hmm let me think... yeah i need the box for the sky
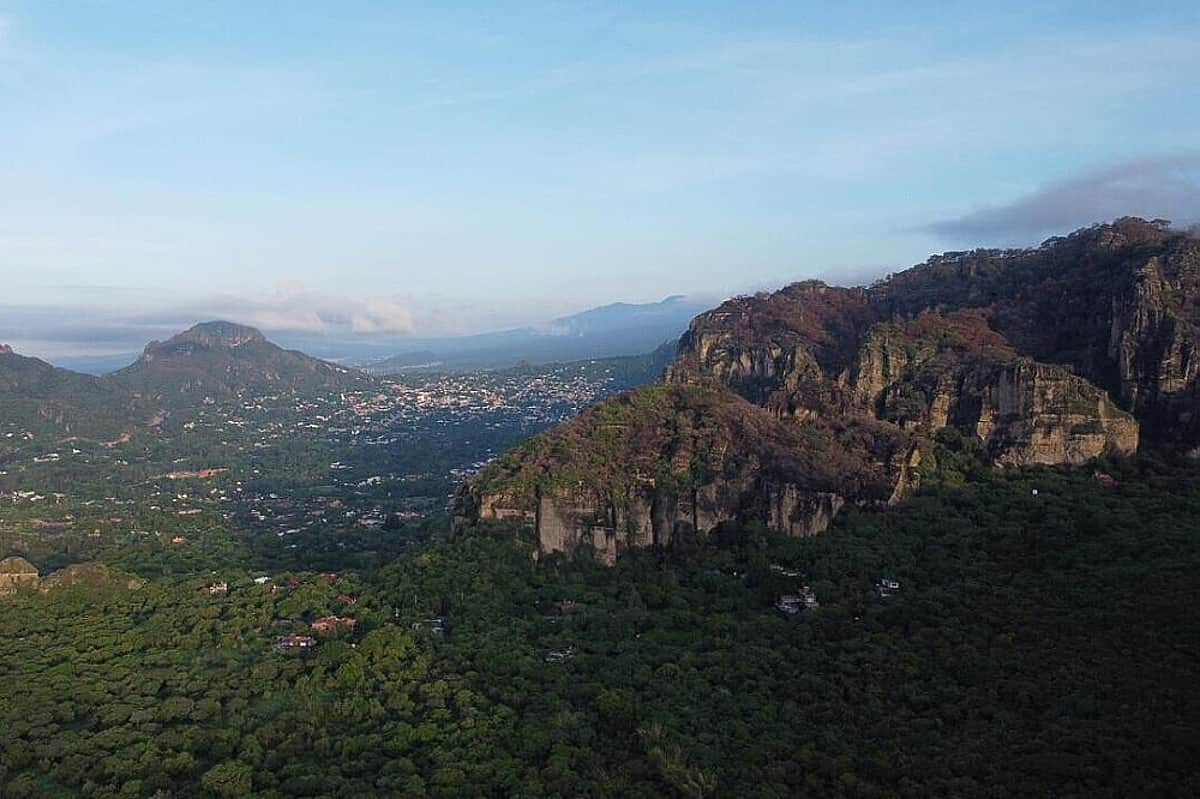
[1,1,1199,358]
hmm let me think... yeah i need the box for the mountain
[542,294,698,336]
[113,320,371,405]
[0,345,134,438]
[455,218,1196,561]
[365,295,708,372]
[452,382,918,563]
[0,321,372,439]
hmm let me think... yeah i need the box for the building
[312,616,357,634]
[274,634,316,651]
[776,585,819,615]
[412,618,446,637]
[877,578,901,597]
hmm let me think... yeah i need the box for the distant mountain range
[351,295,709,373]
[43,295,707,375]
[0,318,682,442]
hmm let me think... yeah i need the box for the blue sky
[1,1,1199,354]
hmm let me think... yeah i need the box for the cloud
[351,297,414,334]
[925,154,1200,243]
[0,283,416,360]
[178,284,416,336]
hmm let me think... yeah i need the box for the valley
[6,3,1199,795]
[0,334,670,575]
[1,220,1198,797]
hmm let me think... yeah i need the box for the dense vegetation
[1,449,1197,797]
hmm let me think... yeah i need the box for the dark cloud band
[925,154,1200,243]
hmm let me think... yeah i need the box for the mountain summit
[455,218,1197,562]
[0,322,371,437]
[145,321,267,355]
[118,320,367,403]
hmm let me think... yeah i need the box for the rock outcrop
[848,314,1138,464]
[0,557,145,597]
[38,562,146,593]
[453,383,918,563]
[873,217,1200,445]
[0,556,39,595]
[457,219,1197,561]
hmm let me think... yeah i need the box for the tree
[201,760,253,798]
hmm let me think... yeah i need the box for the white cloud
[351,296,414,334]
[186,283,416,335]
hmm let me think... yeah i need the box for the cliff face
[671,294,1139,467]
[458,219,1194,561]
[1108,251,1200,443]
[872,218,1200,445]
[849,314,1138,464]
[452,384,916,563]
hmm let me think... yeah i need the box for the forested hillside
[2,449,1197,797]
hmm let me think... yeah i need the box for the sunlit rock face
[458,219,1199,562]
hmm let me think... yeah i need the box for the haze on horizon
[1,1,1199,360]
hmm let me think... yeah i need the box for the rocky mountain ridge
[0,321,371,438]
[455,218,1195,561]
[116,320,369,404]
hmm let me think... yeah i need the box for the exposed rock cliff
[0,556,39,595]
[0,557,145,597]
[850,313,1138,464]
[458,219,1194,561]
[872,217,1200,444]
[453,383,916,563]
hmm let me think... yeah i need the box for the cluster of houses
[776,586,820,615]
[2,490,59,504]
[771,564,819,616]
[197,574,361,650]
[772,570,905,614]
[542,599,580,622]
[545,645,575,664]
[272,617,358,651]
[273,634,316,651]
[311,615,357,634]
